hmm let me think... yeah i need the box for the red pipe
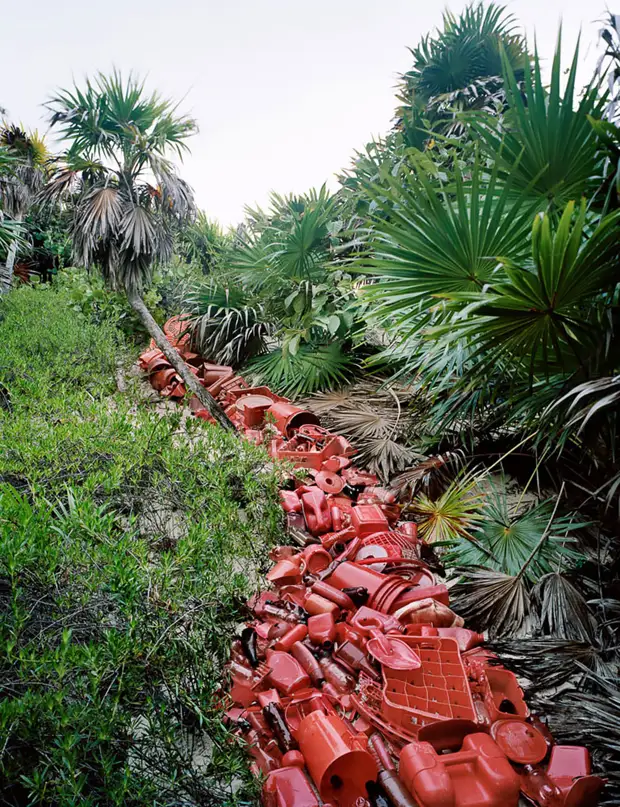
[311,580,356,611]
[369,733,396,772]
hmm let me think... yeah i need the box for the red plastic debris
[399,734,521,807]
[296,711,378,806]
[300,488,332,536]
[351,504,390,538]
[138,317,604,807]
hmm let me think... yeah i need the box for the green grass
[0,284,286,806]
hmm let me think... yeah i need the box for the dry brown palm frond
[490,639,617,693]
[532,573,597,643]
[330,405,400,440]
[452,569,531,638]
[391,451,466,501]
[300,388,356,414]
[537,674,620,804]
[301,380,423,481]
[354,437,424,482]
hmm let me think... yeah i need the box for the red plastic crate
[381,636,478,733]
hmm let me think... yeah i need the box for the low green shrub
[0,285,285,806]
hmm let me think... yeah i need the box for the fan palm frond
[469,31,605,208]
[445,491,582,581]
[184,284,271,367]
[453,569,530,637]
[532,573,597,643]
[249,342,358,398]
[410,474,486,544]
[391,452,466,501]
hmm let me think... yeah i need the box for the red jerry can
[351,504,390,538]
[301,488,333,535]
[296,710,378,806]
[263,765,320,807]
[266,650,311,696]
[307,612,337,647]
[545,746,606,806]
[399,734,521,807]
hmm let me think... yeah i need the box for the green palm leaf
[359,156,540,338]
[435,201,620,378]
[468,31,605,209]
[249,342,357,397]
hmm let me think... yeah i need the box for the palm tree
[42,72,233,429]
[0,124,47,292]
[397,2,528,139]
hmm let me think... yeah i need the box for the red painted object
[301,488,332,536]
[266,651,311,696]
[544,745,606,806]
[404,625,484,652]
[307,613,337,647]
[301,544,332,574]
[382,636,478,731]
[273,624,309,652]
[399,734,521,807]
[267,402,321,437]
[296,711,378,806]
[351,505,390,538]
[263,765,321,807]
[235,393,278,428]
[280,490,302,513]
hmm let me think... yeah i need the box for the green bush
[0,285,286,806]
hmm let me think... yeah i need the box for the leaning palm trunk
[0,240,18,292]
[0,215,21,294]
[127,289,235,431]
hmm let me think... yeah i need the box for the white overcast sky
[1,0,611,225]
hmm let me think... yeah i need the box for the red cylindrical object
[379,771,420,807]
[302,545,332,574]
[311,580,356,611]
[266,402,320,437]
[304,593,340,618]
[318,657,357,694]
[320,526,357,550]
[281,750,306,769]
[273,623,308,651]
[334,641,381,682]
[369,733,396,772]
[307,613,337,647]
[290,642,325,686]
[296,711,378,805]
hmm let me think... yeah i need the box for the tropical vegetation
[1,2,620,803]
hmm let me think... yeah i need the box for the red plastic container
[545,745,606,805]
[301,488,332,536]
[351,504,390,538]
[382,636,478,732]
[266,651,311,696]
[266,402,320,437]
[307,613,336,646]
[399,733,521,807]
[263,765,320,807]
[296,711,378,805]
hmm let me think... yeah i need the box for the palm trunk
[126,289,235,431]
[0,216,21,294]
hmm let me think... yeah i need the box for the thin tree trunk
[126,288,235,431]
[0,218,21,294]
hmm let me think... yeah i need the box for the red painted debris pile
[139,321,606,807]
